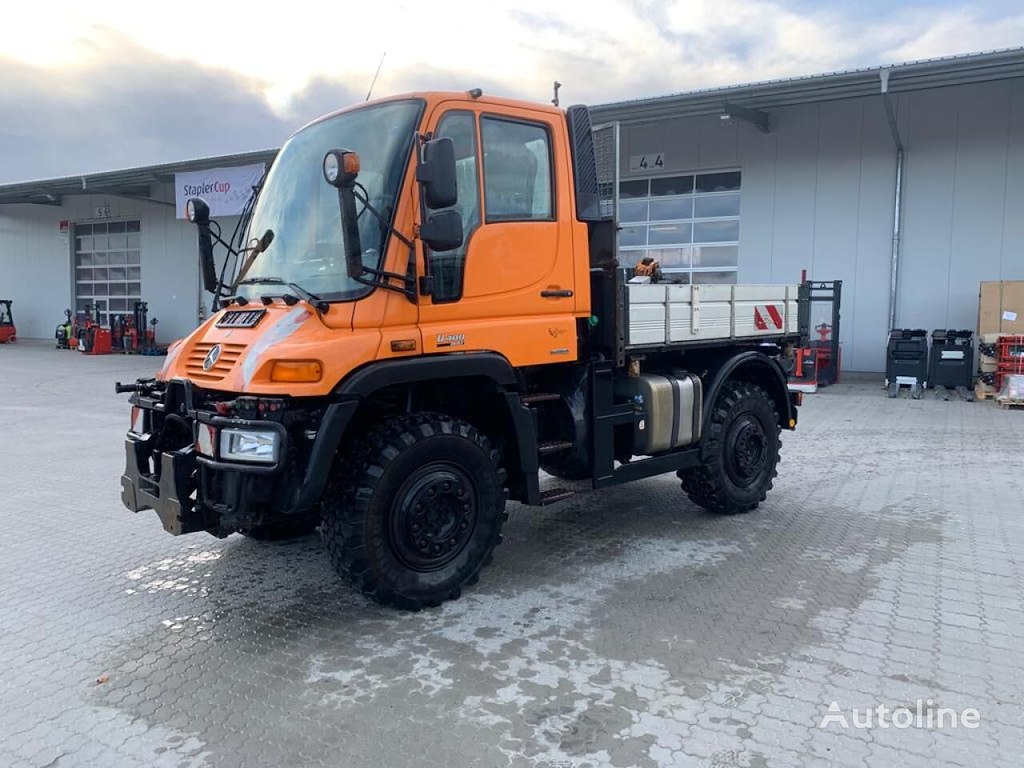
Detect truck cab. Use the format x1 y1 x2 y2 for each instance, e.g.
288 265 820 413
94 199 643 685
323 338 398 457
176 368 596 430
119 91 801 609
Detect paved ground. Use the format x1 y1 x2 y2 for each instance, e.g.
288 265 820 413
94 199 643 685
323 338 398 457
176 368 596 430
1 340 1022 768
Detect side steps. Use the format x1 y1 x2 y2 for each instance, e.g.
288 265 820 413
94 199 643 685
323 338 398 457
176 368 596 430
522 391 578 506
538 440 573 455
539 487 576 506
521 392 561 405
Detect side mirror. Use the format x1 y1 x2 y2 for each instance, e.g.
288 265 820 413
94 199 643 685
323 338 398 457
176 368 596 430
323 149 364 279
185 197 218 293
420 209 464 252
417 137 458 209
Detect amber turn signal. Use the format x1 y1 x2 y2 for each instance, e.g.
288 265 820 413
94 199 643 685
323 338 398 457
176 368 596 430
270 360 323 383
390 339 417 352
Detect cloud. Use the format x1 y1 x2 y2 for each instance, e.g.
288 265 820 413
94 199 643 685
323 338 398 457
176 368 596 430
0 30 362 183
2 1 1023 183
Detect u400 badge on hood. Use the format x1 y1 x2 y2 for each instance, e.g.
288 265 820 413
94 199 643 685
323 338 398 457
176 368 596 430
436 333 465 348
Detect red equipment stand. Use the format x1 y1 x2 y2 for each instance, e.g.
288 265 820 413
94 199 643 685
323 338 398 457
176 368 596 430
995 335 1024 391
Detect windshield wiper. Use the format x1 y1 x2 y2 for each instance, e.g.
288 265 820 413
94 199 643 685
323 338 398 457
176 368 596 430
237 276 330 314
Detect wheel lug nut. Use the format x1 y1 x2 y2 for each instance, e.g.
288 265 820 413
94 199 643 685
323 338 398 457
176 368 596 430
427 489 436 497
444 481 451 491
457 489 464 497
419 539 428 549
415 504 422 512
462 503 470 512
432 544 442 554
459 521 468 530
411 524 420 533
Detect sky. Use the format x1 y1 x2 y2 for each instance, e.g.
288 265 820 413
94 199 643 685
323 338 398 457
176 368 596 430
1 0 1022 183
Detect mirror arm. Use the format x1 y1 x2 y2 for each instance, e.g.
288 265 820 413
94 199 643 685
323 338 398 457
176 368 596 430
352 186 416 251
352 270 416 300
413 133 434 297
205 220 242 311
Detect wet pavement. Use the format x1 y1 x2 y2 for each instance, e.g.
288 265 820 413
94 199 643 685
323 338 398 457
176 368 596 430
1 340 1022 767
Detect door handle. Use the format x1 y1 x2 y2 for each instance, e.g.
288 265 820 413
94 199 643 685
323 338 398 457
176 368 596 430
540 289 573 298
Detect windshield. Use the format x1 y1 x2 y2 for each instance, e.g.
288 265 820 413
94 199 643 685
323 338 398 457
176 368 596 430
238 99 423 301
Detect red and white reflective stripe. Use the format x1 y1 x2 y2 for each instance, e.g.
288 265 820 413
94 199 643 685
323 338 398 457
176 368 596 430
753 304 784 331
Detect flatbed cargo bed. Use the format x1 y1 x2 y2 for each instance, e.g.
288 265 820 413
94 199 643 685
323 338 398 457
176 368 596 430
624 283 801 349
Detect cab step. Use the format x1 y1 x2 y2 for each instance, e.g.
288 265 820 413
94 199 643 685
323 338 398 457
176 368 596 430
538 440 573 455
521 392 561 405
540 487 576 505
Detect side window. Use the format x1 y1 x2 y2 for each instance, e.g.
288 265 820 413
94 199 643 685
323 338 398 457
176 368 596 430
429 111 480 303
481 117 553 222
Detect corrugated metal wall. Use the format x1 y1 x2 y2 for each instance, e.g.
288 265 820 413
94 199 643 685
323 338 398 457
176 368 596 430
618 78 1024 371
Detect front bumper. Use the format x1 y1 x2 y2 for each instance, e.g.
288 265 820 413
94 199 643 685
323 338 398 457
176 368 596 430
121 435 201 535
120 390 359 535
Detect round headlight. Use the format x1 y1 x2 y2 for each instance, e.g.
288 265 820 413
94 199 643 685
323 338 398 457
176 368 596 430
323 152 341 185
184 196 210 225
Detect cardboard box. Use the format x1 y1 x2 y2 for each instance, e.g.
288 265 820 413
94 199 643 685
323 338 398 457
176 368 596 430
980 356 998 373
979 281 1024 336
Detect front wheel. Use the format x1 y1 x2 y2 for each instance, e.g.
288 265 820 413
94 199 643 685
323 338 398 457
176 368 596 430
679 382 780 514
321 412 507 610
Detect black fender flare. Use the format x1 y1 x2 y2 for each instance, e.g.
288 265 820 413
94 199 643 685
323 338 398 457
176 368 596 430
702 350 795 432
336 352 519 396
292 353 540 512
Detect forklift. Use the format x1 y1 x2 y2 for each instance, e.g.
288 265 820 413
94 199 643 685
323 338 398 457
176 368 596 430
0 300 15 343
788 280 841 393
113 301 164 355
78 303 112 355
56 309 75 349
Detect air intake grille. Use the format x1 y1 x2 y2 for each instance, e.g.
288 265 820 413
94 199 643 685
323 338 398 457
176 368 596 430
186 343 246 382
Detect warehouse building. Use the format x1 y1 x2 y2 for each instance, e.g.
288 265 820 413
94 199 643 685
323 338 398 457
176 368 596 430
1 48 1022 371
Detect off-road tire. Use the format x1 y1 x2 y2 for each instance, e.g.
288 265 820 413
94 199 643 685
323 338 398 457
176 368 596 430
242 517 320 541
679 381 780 514
321 412 507 610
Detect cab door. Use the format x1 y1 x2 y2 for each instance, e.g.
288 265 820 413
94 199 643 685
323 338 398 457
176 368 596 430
417 103 579 366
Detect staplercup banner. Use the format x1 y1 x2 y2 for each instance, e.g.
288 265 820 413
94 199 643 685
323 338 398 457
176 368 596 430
175 163 265 219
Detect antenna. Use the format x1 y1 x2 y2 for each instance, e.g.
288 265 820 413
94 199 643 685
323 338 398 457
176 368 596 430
365 52 387 101
551 80 562 107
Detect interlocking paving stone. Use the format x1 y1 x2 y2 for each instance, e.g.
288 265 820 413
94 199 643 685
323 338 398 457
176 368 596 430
1 341 1021 766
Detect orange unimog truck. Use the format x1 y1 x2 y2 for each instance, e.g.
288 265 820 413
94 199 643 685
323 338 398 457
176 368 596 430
119 91 806 609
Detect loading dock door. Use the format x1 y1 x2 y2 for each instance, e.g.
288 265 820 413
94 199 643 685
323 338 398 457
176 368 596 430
74 221 142 326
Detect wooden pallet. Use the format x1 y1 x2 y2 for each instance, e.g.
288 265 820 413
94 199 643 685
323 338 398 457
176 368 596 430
996 398 1024 410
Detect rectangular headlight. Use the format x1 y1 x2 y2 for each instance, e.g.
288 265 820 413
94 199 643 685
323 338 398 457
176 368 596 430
219 428 279 464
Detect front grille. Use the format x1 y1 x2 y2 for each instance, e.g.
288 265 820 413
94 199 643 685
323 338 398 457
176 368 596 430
216 308 266 329
185 342 247 382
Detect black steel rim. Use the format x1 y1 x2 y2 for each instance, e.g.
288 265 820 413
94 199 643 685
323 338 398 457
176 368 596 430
725 415 768 487
389 462 477 572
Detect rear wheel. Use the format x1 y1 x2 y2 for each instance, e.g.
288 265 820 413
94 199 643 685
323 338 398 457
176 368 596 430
679 381 780 514
321 412 507 610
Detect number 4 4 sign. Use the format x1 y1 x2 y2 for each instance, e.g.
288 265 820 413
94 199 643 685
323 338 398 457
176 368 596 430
629 153 665 172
